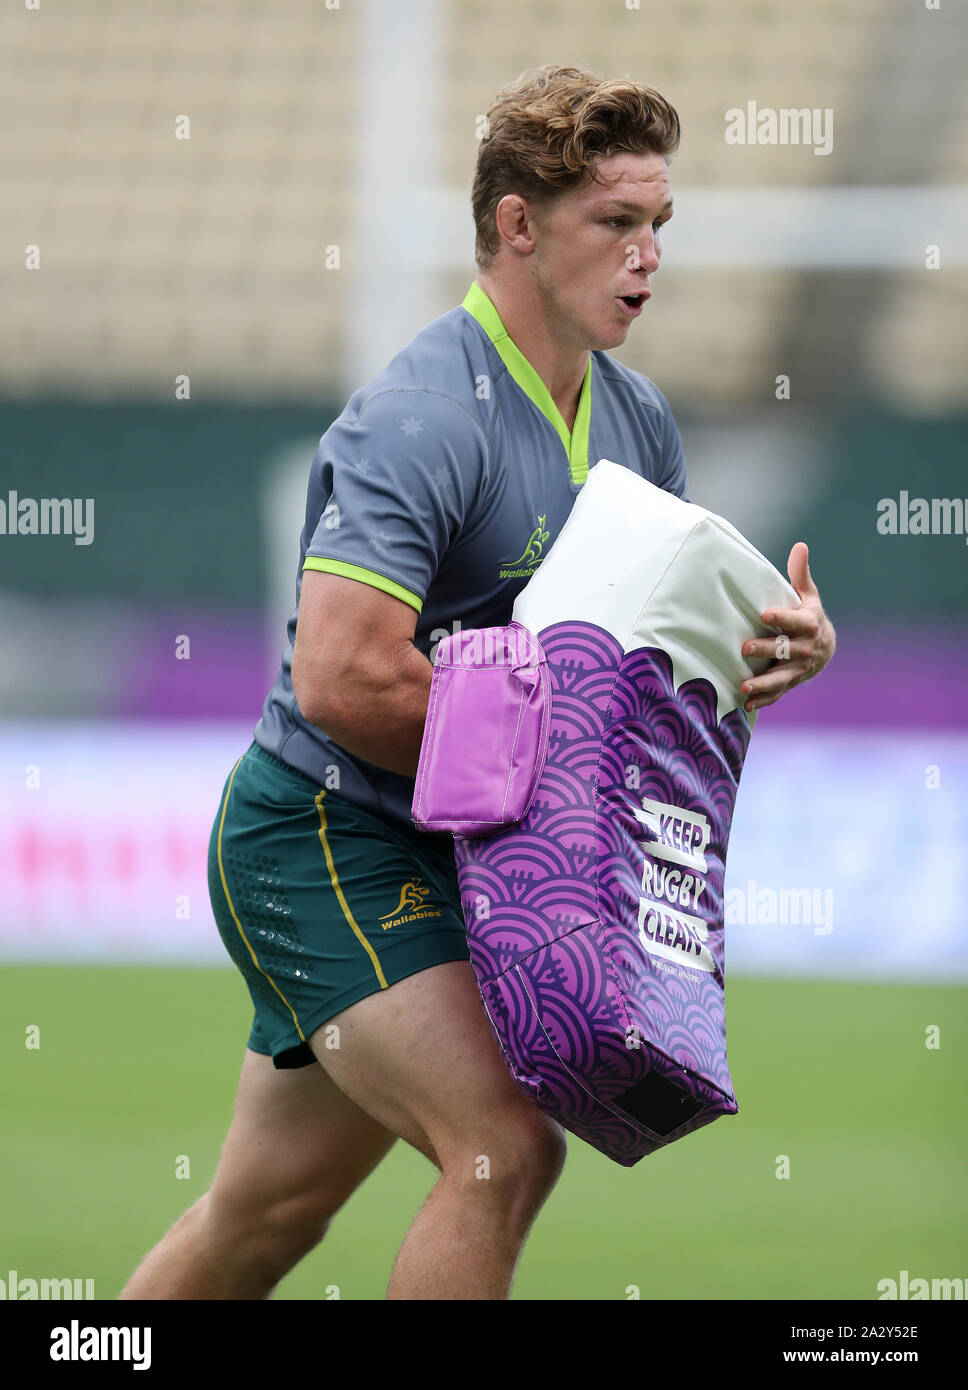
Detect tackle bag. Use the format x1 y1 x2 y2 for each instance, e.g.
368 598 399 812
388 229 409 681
412 458 799 1166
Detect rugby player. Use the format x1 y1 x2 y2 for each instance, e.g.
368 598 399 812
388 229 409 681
121 64 835 1302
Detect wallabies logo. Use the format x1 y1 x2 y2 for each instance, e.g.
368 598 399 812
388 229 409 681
379 878 443 931
499 514 551 580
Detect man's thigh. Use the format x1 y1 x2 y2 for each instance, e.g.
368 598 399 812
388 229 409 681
309 960 566 1174
208 742 471 1070
207 745 561 1176
207 1047 397 1224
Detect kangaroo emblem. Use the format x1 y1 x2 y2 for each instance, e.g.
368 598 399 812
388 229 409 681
506 514 550 569
380 879 431 921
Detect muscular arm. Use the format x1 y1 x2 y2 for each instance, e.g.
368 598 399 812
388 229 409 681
291 570 434 778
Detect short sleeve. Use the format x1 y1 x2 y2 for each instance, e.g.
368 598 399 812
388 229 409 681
654 387 690 502
303 388 487 614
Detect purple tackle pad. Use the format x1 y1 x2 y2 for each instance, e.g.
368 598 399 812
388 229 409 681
412 459 799 1166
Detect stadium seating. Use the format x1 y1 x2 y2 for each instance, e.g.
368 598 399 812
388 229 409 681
1 0 965 405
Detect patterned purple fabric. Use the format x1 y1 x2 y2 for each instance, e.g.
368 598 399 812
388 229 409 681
453 620 751 1166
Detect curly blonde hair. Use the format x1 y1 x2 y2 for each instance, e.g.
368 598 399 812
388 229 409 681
472 64 680 266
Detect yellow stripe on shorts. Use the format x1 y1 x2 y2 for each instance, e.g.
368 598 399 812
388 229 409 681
216 755 307 1041
315 789 389 990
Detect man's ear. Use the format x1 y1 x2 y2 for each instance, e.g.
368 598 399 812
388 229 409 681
496 192 541 254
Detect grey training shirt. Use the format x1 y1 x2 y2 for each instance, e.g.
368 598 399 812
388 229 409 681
254 281 689 831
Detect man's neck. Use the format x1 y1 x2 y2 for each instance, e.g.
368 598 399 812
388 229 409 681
475 271 588 432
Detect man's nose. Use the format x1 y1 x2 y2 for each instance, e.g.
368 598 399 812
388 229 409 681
636 233 660 273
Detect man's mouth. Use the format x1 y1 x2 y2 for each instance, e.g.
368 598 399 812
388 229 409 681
616 291 650 317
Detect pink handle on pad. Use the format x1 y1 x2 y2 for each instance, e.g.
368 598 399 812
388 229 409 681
411 621 551 838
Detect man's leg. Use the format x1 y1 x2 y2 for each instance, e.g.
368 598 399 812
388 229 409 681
119 1046 396 1300
311 959 567 1301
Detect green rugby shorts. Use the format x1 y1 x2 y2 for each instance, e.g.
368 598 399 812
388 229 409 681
207 742 470 1069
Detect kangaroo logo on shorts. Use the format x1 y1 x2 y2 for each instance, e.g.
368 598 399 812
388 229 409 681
379 878 443 931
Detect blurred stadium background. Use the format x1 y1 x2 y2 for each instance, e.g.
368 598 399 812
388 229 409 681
1 0 965 1300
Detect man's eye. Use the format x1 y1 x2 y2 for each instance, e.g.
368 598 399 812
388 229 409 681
604 217 628 227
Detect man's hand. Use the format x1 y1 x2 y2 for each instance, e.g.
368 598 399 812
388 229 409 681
739 541 836 712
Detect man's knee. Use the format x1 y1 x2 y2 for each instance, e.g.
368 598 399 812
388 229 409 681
442 1107 566 1224
500 1110 568 1204
205 1179 338 1264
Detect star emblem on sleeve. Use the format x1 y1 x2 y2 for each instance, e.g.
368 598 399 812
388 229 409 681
400 416 424 438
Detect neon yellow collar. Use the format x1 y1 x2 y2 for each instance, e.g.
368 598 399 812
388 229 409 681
462 281 591 486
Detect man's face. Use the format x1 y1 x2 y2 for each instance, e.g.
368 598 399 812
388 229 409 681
527 150 673 352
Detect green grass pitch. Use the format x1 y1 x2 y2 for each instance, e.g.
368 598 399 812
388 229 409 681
1 965 965 1300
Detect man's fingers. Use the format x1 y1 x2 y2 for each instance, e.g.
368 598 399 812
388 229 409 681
745 690 785 712
742 662 806 699
742 547 832 712
743 634 813 660
760 601 821 638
